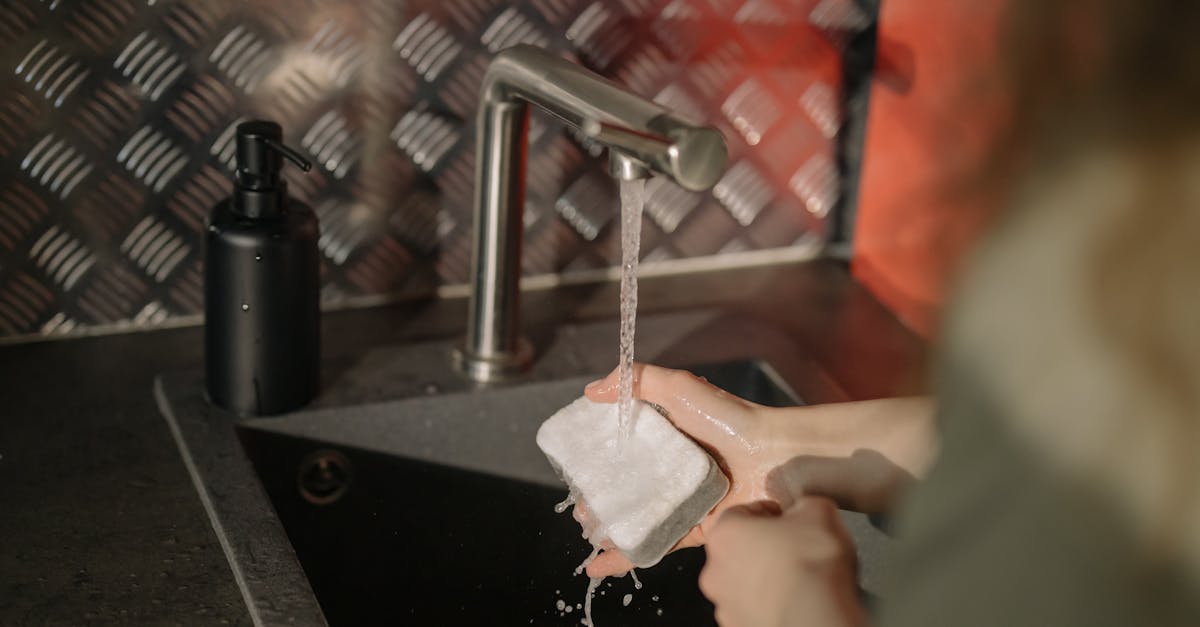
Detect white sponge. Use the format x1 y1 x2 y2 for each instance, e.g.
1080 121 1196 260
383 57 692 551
536 396 729 567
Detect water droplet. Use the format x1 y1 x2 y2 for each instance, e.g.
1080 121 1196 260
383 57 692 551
423 382 440 395
254 253 262 262
241 303 249 312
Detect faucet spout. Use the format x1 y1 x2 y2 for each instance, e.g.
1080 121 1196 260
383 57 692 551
454 45 728 382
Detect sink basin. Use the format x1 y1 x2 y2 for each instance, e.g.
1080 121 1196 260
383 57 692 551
158 308 894 626
237 362 793 626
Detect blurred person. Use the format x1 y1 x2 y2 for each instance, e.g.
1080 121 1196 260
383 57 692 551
581 0 1200 625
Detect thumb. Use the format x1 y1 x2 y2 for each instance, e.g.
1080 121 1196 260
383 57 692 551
585 550 634 578
718 499 784 522
584 363 757 449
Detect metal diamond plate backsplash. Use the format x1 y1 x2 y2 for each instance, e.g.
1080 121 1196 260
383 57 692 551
0 0 868 339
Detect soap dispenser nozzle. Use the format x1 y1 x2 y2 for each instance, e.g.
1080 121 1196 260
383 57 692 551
233 120 312 219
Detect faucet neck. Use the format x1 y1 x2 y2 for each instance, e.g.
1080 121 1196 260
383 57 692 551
454 45 727 382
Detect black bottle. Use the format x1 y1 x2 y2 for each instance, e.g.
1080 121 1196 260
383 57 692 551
205 120 319 416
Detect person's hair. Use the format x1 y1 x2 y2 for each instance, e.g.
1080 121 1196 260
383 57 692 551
990 0 1200 572
1009 1 1200 141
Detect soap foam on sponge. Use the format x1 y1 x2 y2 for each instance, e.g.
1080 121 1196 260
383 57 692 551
537 396 729 567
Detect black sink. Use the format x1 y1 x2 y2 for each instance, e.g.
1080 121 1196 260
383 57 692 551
237 361 799 626
160 309 893 626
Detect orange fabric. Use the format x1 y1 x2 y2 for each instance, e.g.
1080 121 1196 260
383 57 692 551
853 0 1012 338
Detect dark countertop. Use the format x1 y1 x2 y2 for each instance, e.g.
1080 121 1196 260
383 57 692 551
0 259 926 625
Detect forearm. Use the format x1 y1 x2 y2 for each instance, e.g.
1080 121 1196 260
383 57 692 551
763 396 939 477
751 397 940 514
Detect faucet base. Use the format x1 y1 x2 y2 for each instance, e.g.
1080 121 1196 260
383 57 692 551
451 338 534 383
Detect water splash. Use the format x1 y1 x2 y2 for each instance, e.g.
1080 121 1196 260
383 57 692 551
583 576 603 626
575 545 601 576
617 178 645 444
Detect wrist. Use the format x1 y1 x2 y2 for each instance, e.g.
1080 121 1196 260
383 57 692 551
768 397 937 476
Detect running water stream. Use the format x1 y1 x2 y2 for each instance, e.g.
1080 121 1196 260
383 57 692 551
559 177 648 627
616 178 646 444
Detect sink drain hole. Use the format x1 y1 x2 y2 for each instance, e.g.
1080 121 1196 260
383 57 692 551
297 449 352 505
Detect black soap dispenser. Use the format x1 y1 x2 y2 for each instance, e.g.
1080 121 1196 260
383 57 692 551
205 120 320 416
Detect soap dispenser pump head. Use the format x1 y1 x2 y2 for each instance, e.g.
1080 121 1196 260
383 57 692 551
233 120 312 219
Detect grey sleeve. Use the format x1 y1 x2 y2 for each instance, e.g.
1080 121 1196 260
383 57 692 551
877 365 1197 627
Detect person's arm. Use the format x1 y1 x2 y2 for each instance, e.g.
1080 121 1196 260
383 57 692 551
760 395 939 513
583 363 937 578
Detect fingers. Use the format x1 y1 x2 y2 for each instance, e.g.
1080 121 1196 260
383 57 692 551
783 497 856 563
700 505 783 626
705 496 850 575
703 500 788 574
572 499 590 526
583 362 670 403
584 363 758 450
700 496 861 627
719 500 783 519
583 525 707 578
785 494 841 520
585 550 634 578
765 455 850 510
765 450 916 514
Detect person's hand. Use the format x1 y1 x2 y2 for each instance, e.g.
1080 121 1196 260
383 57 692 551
582 363 782 577
700 496 866 627
765 448 916 514
579 363 936 578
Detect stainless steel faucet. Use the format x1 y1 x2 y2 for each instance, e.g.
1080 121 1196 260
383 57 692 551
454 45 728 382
